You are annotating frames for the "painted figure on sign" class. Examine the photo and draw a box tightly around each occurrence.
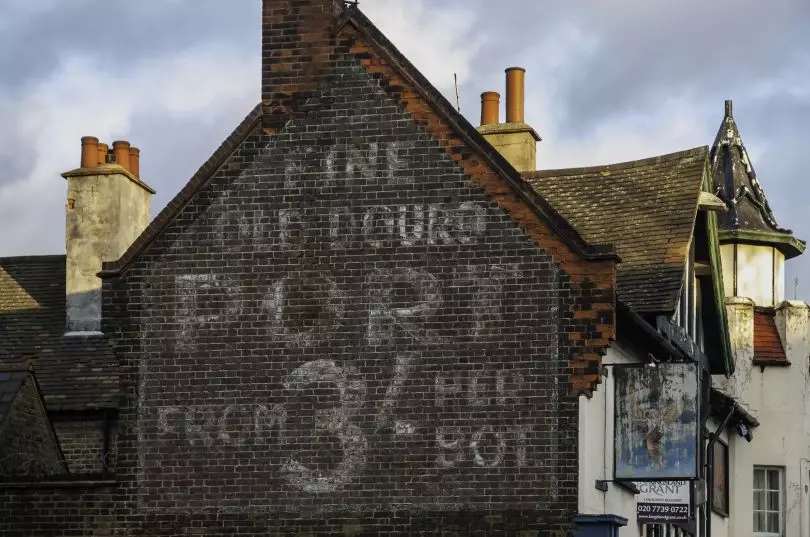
[638,404,682,469]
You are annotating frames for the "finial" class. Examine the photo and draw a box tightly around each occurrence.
[725,100,733,117]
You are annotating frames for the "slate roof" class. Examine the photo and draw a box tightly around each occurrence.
[710,100,805,258]
[753,308,788,365]
[0,256,118,411]
[524,147,707,315]
[0,370,27,427]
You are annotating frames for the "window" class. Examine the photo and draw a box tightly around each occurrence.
[754,466,784,536]
[673,239,697,339]
[711,440,729,516]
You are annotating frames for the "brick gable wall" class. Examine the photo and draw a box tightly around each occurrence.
[0,3,615,535]
[101,53,576,535]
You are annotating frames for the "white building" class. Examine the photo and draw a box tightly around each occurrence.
[528,139,738,536]
[712,100,808,537]
[530,98,810,537]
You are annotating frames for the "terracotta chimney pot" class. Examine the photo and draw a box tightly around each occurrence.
[113,140,131,172]
[98,143,110,164]
[81,136,99,168]
[480,92,500,126]
[129,147,140,178]
[97,143,109,165]
[505,67,526,124]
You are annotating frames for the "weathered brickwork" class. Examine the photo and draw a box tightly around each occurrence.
[259,0,615,396]
[339,19,615,396]
[0,486,118,537]
[102,55,572,533]
[52,419,110,475]
[0,2,615,535]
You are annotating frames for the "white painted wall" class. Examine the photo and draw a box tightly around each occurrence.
[720,243,785,307]
[578,342,641,536]
[716,298,810,537]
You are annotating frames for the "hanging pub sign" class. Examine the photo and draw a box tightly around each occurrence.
[614,362,699,480]
[635,481,691,523]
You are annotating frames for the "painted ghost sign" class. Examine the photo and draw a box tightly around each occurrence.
[614,363,699,480]
[133,126,563,515]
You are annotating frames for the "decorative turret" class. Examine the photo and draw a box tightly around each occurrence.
[711,100,805,306]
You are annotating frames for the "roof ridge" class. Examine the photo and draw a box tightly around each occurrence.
[0,254,66,264]
[346,9,617,261]
[100,103,264,278]
[527,146,709,178]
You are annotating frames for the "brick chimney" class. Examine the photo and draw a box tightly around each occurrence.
[477,67,541,172]
[61,137,155,333]
[261,0,345,130]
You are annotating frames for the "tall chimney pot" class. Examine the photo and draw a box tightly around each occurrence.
[97,143,109,165]
[113,140,131,172]
[505,67,526,124]
[129,147,141,178]
[480,92,500,126]
[81,137,99,168]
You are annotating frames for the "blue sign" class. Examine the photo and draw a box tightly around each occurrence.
[614,363,699,480]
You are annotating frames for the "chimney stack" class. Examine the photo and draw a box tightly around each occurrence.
[476,67,541,172]
[262,0,343,130]
[480,92,500,126]
[61,137,155,333]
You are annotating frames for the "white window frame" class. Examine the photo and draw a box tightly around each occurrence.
[753,466,784,537]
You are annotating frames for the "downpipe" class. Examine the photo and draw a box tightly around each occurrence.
[704,403,735,537]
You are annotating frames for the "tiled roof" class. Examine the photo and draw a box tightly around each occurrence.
[753,308,788,365]
[524,147,707,314]
[0,256,118,411]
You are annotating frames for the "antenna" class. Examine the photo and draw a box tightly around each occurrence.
[454,73,461,113]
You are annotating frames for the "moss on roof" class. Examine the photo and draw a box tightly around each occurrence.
[525,147,708,315]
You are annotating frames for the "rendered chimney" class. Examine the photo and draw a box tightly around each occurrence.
[62,137,155,333]
[476,67,541,172]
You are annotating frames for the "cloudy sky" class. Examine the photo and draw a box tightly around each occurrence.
[1,0,809,300]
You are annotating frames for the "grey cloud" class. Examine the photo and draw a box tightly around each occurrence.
[127,100,259,216]
[3,0,810,300]
[451,0,810,132]
[0,0,259,91]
